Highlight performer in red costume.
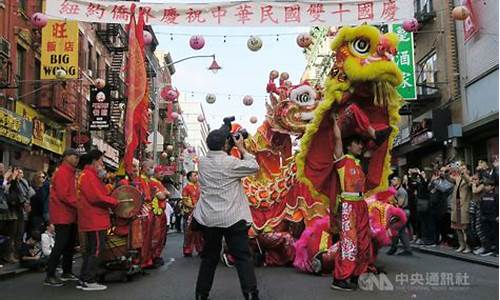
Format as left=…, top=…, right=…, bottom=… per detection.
left=181, top=171, right=203, bottom=257
left=149, top=166, right=170, bottom=267
left=330, top=114, right=373, bottom=291
left=118, top=159, right=154, bottom=268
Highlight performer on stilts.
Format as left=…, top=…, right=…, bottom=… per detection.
left=181, top=171, right=203, bottom=257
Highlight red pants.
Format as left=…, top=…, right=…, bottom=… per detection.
left=183, top=215, right=203, bottom=255
left=140, top=208, right=154, bottom=268
left=151, top=213, right=167, bottom=259
left=333, top=200, right=373, bottom=280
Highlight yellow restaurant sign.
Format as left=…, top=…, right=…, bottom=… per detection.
left=16, top=102, right=66, bottom=155
left=0, top=107, right=32, bottom=145
left=40, top=19, right=79, bottom=80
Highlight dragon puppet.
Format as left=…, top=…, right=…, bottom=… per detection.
left=292, top=24, right=405, bottom=273
left=234, top=24, right=404, bottom=269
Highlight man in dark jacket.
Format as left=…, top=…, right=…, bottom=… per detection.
left=44, top=149, right=80, bottom=287
left=76, top=150, right=118, bottom=291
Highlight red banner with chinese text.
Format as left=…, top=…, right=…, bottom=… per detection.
left=46, top=0, right=414, bottom=27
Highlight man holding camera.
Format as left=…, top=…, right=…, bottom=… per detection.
left=192, top=119, right=260, bottom=300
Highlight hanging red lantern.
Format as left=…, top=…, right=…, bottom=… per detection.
left=170, top=112, right=179, bottom=120
left=161, top=86, right=179, bottom=102
left=31, top=12, right=48, bottom=29
left=402, top=18, right=420, bottom=32
left=190, top=35, right=205, bottom=50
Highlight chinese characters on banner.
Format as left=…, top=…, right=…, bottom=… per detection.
left=392, top=23, right=416, bottom=100
left=46, top=0, right=414, bottom=26
left=462, top=0, right=478, bottom=42
left=89, top=85, right=111, bottom=130
left=40, top=20, right=79, bottom=80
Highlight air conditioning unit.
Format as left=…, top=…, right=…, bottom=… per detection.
left=0, top=36, right=11, bottom=59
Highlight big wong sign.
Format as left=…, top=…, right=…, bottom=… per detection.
left=40, top=19, right=79, bottom=80
left=46, top=0, right=414, bottom=26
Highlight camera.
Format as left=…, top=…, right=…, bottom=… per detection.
left=220, top=116, right=249, bottom=152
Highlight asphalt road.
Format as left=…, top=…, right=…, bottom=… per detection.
left=0, top=232, right=498, bottom=300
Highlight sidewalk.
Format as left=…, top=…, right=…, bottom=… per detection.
left=411, top=243, right=499, bottom=268
left=0, top=263, right=30, bottom=280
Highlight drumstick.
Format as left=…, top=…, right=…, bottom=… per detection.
left=119, top=199, right=134, bottom=203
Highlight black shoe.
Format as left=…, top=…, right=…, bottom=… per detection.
left=350, top=276, right=359, bottom=288
left=375, top=127, right=393, bottom=146
left=396, top=250, right=413, bottom=256
left=195, top=293, right=210, bottom=300
left=244, top=291, right=260, bottom=300
left=386, top=247, right=397, bottom=255
left=330, top=279, right=355, bottom=291
left=44, top=276, right=64, bottom=287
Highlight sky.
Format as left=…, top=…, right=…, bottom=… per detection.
left=150, top=1, right=310, bottom=134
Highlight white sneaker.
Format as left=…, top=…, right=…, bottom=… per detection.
left=462, top=248, right=472, bottom=254
left=455, top=246, right=465, bottom=253
left=79, top=282, right=107, bottom=291
left=474, top=247, right=485, bottom=255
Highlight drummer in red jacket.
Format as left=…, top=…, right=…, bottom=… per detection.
left=76, top=150, right=118, bottom=291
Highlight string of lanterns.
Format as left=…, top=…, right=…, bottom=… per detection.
left=156, top=31, right=314, bottom=52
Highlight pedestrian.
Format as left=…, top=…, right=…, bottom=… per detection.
left=76, top=150, right=118, bottom=291
left=477, top=179, right=498, bottom=256
left=192, top=129, right=260, bottom=300
left=428, top=166, right=454, bottom=246
left=2, top=167, right=33, bottom=263
left=41, top=223, right=56, bottom=258
left=182, top=171, right=203, bottom=257
left=0, top=164, right=19, bottom=264
left=329, top=116, right=373, bottom=291
left=28, top=171, right=48, bottom=237
left=387, top=176, right=412, bottom=256
left=471, top=174, right=487, bottom=255
left=19, top=230, right=47, bottom=271
left=44, top=149, right=80, bottom=287
left=450, top=163, right=472, bottom=253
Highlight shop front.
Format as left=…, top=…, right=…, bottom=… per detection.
left=0, top=107, right=33, bottom=169
left=15, top=101, right=67, bottom=174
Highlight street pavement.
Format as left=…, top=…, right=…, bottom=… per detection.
left=0, top=232, right=498, bottom=300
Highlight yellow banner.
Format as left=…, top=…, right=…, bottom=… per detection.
left=16, top=102, right=66, bottom=155
left=40, top=20, right=79, bottom=80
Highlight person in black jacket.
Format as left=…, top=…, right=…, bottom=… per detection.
left=478, top=179, right=498, bottom=256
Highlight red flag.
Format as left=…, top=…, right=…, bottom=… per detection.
left=123, top=5, right=149, bottom=175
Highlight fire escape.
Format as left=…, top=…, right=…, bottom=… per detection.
left=96, top=23, right=128, bottom=151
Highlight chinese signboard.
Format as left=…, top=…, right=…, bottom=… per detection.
left=46, top=0, right=414, bottom=27
left=16, top=102, right=67, bottom=155
left=462, top=0, right=479, bottom=42
left=0, top=107, right=33, bottom=145
left=89, top=85, right=111, bottom=130
left=391, top=23, right=416, bottom=100
left=91, top=136, right=120, bottom=169
left=40, top=19, right=79, bottom=80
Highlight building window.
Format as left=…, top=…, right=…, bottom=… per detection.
left=414, top=0, right=433, bottom=14
left=95, top=52, right=101, bottom=78
left=87, top=42, right=93, bottom=75
left=16, top=45, right=26, bottom=99
left=417, top=52, right=438, bottom=96
left=18, top=0, right=27, bottom=13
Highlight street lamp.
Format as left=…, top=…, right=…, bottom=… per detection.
left=165, top=54, right=221, bottom=74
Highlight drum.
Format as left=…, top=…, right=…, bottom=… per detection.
left=111, top=185, right=142, bottom=219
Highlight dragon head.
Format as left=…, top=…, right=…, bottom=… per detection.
left=265, top=70, right=320, bottom=135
